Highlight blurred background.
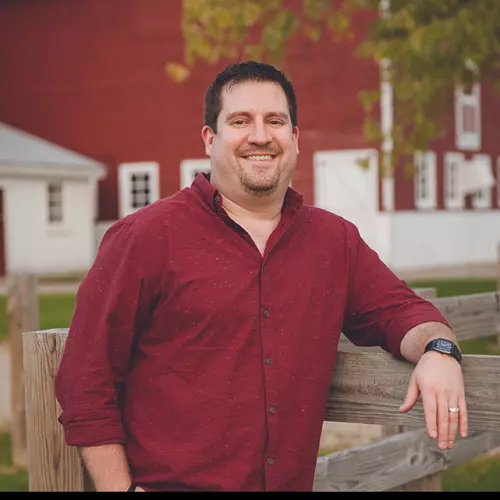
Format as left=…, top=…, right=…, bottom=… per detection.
left=0, top=0, right=499, bottom=491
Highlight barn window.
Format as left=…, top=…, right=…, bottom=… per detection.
left=414, top=151, right=437, bottom=210
left=455, top=83, right=481, bottom=151
left=118, top=162, right=159, bottom=218
left=470, top=155, right=492, bottom=209
left=497, top=157, right=500, bottom=209
left=47, top=182, right=64, bottom=224
left=180, top=159, right=211, bottom=189
left=444, top=153, right=465, bottom=209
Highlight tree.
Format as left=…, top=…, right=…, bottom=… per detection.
left=167, top=0, right=500, bottom=172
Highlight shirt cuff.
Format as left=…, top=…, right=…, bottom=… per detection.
left=383, top=308, right=452, bottom=360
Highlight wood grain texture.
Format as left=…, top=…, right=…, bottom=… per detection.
left=326, top=351, right=500, bottom=431
left=338, top=290, right=500, bottom=351
left=376, top=286, right=440, bottom=490
left=22, top=329, right=85, bottom=492
left=7, top=274, right=39, bottom=468
left=313, top=428, right=500, bottom=492
left=23, top=286, right=500, bottom=493
left=431, top=292, right=500, bottom=341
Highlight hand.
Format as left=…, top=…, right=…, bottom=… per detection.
left=127, top=484, right=146, bottom=492
left=399, top=351, right=468, bottom=450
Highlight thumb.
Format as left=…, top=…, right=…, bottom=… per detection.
left=399, top=375, right=419, bottom=413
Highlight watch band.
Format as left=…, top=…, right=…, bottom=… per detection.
left=424, top=338, right=462, bottom=364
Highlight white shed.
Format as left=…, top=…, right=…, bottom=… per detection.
left=0, top=122, right=106, bottom=276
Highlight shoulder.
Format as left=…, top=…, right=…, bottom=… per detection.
left=106, top=188, right=193, bottom=238
left=97, top=189, right=198, bottom=260
left=299, top=204, right=362, bottom=242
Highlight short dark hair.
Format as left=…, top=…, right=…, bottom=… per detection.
left=204, top=61, right=298, bottom=133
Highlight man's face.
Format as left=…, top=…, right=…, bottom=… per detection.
left=202, top=80, right=299, bottom=197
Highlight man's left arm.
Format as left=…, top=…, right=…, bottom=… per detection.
left=399, top=321, right=468, bottom=450
left=342, top=222, right=468, bottom=450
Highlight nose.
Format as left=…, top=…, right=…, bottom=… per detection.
left=248, top=119, right=272, bottom=145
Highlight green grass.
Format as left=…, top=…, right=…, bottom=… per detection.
left=407, top=278, right=497, bottom=298
left=0, top=294, right=76, bottom=341
left=442, top=454, right=500, bottom=492
left=0, top=434, right=28, bottom=492
left=407, top=278, right=500, bottom=356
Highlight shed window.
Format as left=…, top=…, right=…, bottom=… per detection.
left=47, top=183, right=63, bottom=223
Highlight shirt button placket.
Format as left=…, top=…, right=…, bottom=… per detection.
left=261, top=270, right=277, bottom=487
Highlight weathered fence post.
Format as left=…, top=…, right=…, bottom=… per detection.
left=497, top=242, right=500, bottom=346
left=22, top=329, right=85, bottom=491
left=7, top=273, right=39, bottom=468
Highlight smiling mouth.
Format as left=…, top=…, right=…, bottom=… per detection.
left=241, top=154, right=276, bottom=161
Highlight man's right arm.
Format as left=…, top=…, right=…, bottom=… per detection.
left=55, top=218, right=160, bottom=492
left=80, top=444, right=134, bottom=492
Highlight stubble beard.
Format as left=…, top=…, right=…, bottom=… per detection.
left=237, top=160, right=282, bottom=197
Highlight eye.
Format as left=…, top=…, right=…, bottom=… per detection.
left=232, top=120, right=248, bottom=127
left=269, top=120, right=285, bottom=126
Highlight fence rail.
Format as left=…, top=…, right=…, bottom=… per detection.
left=313, top=428, right=500, bottom=492
left=8, top=272, right=499, bottom=492
left=22, top=317, right=500, bottom=491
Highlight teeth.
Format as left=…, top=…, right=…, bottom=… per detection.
left=245, top=155, right=273, bottom=161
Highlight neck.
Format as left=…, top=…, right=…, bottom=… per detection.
left=212, top=181, right=286, bottom=222
left=222, top=195, right=282, bottom=222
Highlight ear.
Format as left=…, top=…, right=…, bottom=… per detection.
left=201, top=125, right=216, bottom=156
left=293, top=126, right=300, bottom=154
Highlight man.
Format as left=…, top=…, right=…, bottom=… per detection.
left=55, top=61, right=467, bottom=492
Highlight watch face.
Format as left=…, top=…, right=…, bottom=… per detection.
left=435, top=339, right=453, bottom=354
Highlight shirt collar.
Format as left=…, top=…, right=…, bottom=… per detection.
left=190, top=172, right=304, bottom=215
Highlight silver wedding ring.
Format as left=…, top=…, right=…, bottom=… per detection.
left=448, top=407, right=459, bottom=413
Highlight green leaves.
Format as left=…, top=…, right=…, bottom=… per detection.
left=355, top=0, right=500, bottom=166
left=169, top=0, right=500, bottom=170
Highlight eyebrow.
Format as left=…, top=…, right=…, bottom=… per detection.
left=225, top=111, right=290, bottom=122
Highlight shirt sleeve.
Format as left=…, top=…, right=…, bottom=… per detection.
left=341, top=221, right=451, bottom=359
left=54, top=217, right=161, bottom=447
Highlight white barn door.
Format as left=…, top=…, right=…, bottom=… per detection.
left=314, top=149, right=380, bottom=252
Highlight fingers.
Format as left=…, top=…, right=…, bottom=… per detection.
left=438, top=394, right=467, bottom=450
left=421, top=391, right=438, bottom=440
left=399, top=375, right=419, bottom=413
left=458, top=395, right=468, bottom=439
left=447, top=401, right=459, bottom=449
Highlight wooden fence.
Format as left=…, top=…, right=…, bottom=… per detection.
left=19, top=287, right=500, bottom=492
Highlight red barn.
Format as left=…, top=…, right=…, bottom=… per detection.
left=0, top=0, right=499, bottom=274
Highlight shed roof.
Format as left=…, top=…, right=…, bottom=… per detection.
left=0, top=121, right=106, bottom=171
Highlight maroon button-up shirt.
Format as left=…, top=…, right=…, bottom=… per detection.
left=55, top=173, right=449, bottom=491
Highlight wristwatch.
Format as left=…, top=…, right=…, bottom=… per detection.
left=424, top=338, right=462, bottom=364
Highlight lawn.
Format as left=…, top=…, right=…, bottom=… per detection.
left=0, top=293, right=76, bottom=341
left=0, top=277, right=498, bottom=491
left=407, top=278, right=497, bottom=298
left=407, top=278, right=500, bottom=356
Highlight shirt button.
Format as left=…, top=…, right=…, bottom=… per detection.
left=214, top=194, right=220, bottom=204
left=267, top=458, right=274, bottom=466
left=263, top=309, right=269, bottom=318
left=269, top=406, right=276, bottom=415
left=265, top=358, right=272, bottom=366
